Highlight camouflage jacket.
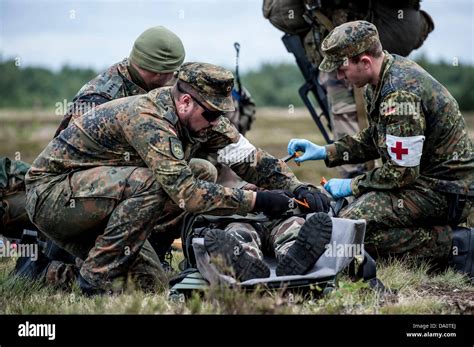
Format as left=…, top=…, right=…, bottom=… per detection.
left=53, top=58, right=147, bottom=137
left=27, top=87, right=303, bottom=215
left=326, top=52, right=474, bottom=197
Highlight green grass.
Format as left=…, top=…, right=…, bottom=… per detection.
left=1, top=254, right=472, bottom=314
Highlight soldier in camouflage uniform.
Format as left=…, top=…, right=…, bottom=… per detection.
left=53, top=25, right=185, bottom=137
left=288, top=21, right=473, bottom=271
left=2, top=25, right=186, bottom=288
left=25, top=62, right=330, bottom=294
left=264, top=0, right=434, bottom=178
left=51, top=24, right=257, bottom=262
left=7, top=25, right=258, bottom=288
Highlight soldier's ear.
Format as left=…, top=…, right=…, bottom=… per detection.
left=360, top=55, right=372, bottom=70
left=176, top=95, right=191, bottom=115
left=179, top=94, right=194, bottom=113
left=182, top=93, right=192, bottom=106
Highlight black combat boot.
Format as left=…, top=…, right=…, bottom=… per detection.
left=204, top=228, right=270, bottom=282
left=448, top=227, right=474, bottom=279
left=276, top=212, right=332, bottom=277
left=77, top=273, right=107, bottom=296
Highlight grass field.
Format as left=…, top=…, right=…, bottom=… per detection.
left=0, top=107, right=473, bottom=314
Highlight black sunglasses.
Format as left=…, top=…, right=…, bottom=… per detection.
left=177, top=83, right=223, bottom=122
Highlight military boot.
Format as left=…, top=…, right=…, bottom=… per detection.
left=276, top=212, right=332, bottom=276
left=448, top=227, right=474, bottom=279
left=204, top=228, right=270, bottom=282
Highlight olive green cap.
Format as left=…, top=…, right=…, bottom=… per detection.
left=130, top=26, right=185, bottom=73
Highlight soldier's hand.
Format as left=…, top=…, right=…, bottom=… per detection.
left=295, top=186, right=331, bottom=213
left=242, top=182, right=259, bottom=191
left=287, top=139, right=327, bottom=162
left=324, top=179, right=353, bottom=199
left=253, top=191, right=295, bottom=217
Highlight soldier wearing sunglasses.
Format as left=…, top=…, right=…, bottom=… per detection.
left=25, top=62, right=329, bottom=295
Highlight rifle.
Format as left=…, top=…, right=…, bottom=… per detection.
left=234, top=42, right=243, bottom=102
left=282, top=33, right=333, bottom=144
left=233, top=42, right=253, bottom=135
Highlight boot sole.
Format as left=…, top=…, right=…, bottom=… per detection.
left=276, top=212, right=333, bottom=276
left=204, top=229, right=270, bottom=282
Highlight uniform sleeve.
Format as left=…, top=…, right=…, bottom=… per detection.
left=324, top=125, right=380, bottom=167
left=202, top=118, right=304, bottom=193
left=351, top=91, right=426, bottom=197
left=122, top=112, right=254, bottom=216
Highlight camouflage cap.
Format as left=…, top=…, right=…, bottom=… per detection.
left=177, top=62, right=235, bottom=112
left=319, top=20, right=380, bottom=72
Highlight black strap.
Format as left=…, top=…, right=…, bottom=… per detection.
left=349, top=251, right=392, bottom=294
left=168, top=267, right=200, bottom=287
left=43, top=238, right=76, bottom=263
left=332, top=198, right=349, bottom=216
left=446, top=193, right=468, bottom=226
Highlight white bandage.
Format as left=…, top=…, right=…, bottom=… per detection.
left=217, top=134, right=256, bottom=166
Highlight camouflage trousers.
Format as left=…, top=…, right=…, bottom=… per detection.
left=149, top=158, right=218, bottom=257
left=26, top=158, right=217, bottom=292
left=319, top=71, right=369, bottom=178
left=219, top=216, right=306, bottom=262
left=338, top=186, right=467, bottom=259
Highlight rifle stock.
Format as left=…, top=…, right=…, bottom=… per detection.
left=282, top=33, right=333, bottom=144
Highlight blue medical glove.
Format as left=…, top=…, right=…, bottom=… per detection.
left=287, top=139, right=327, bottom=162
left=324, top=179, right=353, bottom=199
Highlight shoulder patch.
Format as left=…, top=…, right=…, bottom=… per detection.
left=100, top=75, right=123, bottom=99
left=212, top=117, right=232, bottom=134
left=380, top=91, right=420, bottom=117
left=169, top=137, right=184, bottom=160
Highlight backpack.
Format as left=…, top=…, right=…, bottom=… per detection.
left=262, top=0, right=310, bottom=35
left=0, top=156, right=33, bottom=239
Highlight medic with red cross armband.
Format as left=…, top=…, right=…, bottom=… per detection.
left=287, top=20, right=473, bottom=277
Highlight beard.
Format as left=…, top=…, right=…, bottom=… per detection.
left=189, top=126, right=211, bottom=139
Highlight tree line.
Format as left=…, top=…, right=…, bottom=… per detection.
left=0, top=57, right=473, bottom=111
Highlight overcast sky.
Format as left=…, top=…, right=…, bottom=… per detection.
left=0, top=0, right=473, bottom=72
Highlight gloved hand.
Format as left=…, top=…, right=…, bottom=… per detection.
left=287, top=139, right=327, bottom=163
left=253, top=191, right=295, bottom=217
left=294, top=186, right=331, bottom=213
left=324, top=179, right=353, bottom=199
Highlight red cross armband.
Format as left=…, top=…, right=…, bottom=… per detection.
left=386, top=134, right=425, bottom=167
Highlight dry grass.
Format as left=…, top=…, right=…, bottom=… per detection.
left=1, top=255, right=472, bottom=314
